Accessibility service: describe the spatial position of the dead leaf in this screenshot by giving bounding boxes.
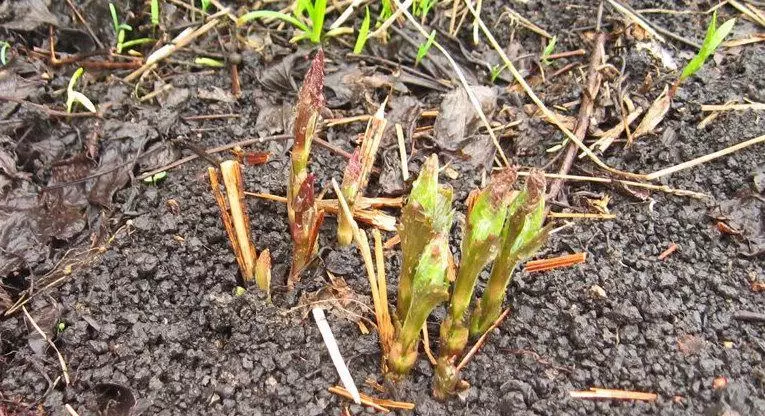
[0,0,58,31]
[432,86,496,151]
[632,85,671,140]
[198,86,236,103]
[298,275,370,323]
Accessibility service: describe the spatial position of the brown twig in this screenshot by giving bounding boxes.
[330,385,416,412]
[546,32,607,201]
[524,253,587,273]
[657,243,678,260]
[0,96,102,119]
[328,386,390,413]
[66,1,105,49]
[136,134,291,181]
[456,308,511,371]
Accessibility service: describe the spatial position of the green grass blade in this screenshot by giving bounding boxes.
[0,42,10,66]
[238,10,310,33]
[354,7,371,54]
[541,35,557,65]
[311,0,327,43]
[416,30,436,65]
[109,3,120,34]
[151,0,159,25]
[120,38,156,50]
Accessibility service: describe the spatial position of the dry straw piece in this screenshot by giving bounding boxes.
[209,161,271,294]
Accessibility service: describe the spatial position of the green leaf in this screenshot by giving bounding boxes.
[120,38,155,51]
[0,41,10,66]
[378,0,392,23]
[310,0,327,43]
[109,3,120,34]
[151,0,159,26]
[237,10,310,33]
[67,91,97,113]
[354,6,371,54]
[195,57,225,67]
[200,0,211,13]
[67,67,84,93]
[680,11,735,81]
[490,64,506,83]
[416,30,436,66]
[541,35,557,65]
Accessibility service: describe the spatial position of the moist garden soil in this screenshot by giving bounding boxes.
[1,0,764,415]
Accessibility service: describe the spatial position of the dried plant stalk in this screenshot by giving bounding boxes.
[337,102,387,245]
[287,49,326,288]
[209,162,271,295]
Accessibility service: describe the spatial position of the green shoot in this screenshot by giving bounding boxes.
[679,11,735,82]
[541,35,557,65]
[142,171,168,185]
[378,0,392,24]
[435,167,517,398]
[66,68,97,114]
[109,2,154,53]
[200,0,212,13]
[287,50,326,287]
[413,0,437,20]
[195,57,225,67]
[234,286,246,296]
[396,155,453,321]
[416,30,436,66]
[238,0,329,44]
[389,155,453,377]
[470,171,549,337]
[0,41,10,66]
[489,63,507,83]
[353,6,371,54]
[151,0,160,26]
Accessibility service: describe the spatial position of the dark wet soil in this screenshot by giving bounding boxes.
[2,1,764,415]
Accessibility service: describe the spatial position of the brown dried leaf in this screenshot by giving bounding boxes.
[632,86,670,140]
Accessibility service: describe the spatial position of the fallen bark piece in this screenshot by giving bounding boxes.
[524,252,586,273]
[570,388,658,401]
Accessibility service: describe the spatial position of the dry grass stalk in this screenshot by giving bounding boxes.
[463,0,643,180]
[247,192,398,232]
[22,306,70,385]
[728,0,765,27]
[548,212,617,220]
[524,253,587,273]
[396,123,410,181]
[570,388,658,401]
[393,0,510,166]
[329,386,416,411]
[338,102,388,245]
[456,308,510,372]
[646,133,765,180]
[701,102,765,112]
[209,161,270,293]
[332,179,395,359]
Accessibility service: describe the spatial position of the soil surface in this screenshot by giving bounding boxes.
[1,1,764,415]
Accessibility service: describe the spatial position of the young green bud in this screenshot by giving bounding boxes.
[388,236,450,376]
[397,155,453,320]
[440,167,517,356]
[470,170,549,336]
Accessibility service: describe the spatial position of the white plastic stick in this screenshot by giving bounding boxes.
[312,308,361,404]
